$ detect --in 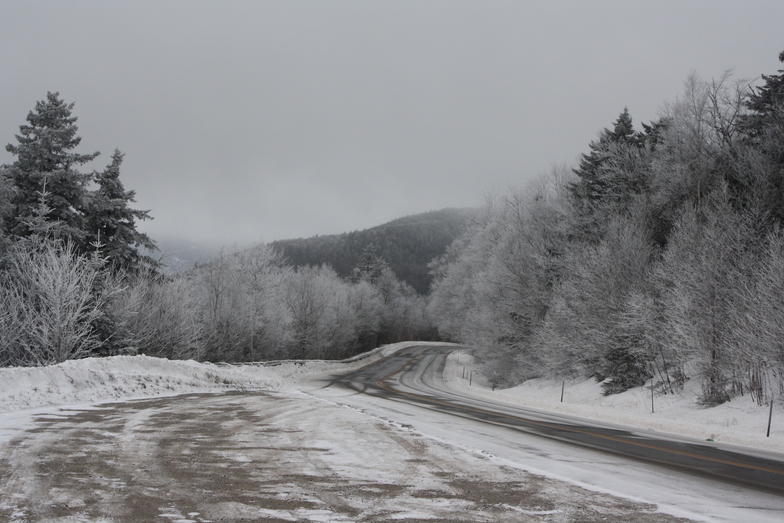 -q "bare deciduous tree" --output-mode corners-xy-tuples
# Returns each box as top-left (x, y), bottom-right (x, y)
(0, 238), (102, 365)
